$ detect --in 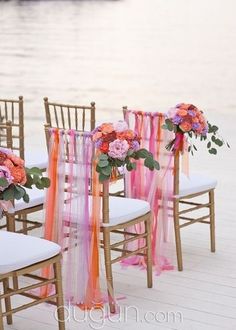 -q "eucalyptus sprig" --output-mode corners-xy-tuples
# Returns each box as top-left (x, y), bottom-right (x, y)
(0, 167), (50, 203)
(96, 149), (160, 182)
